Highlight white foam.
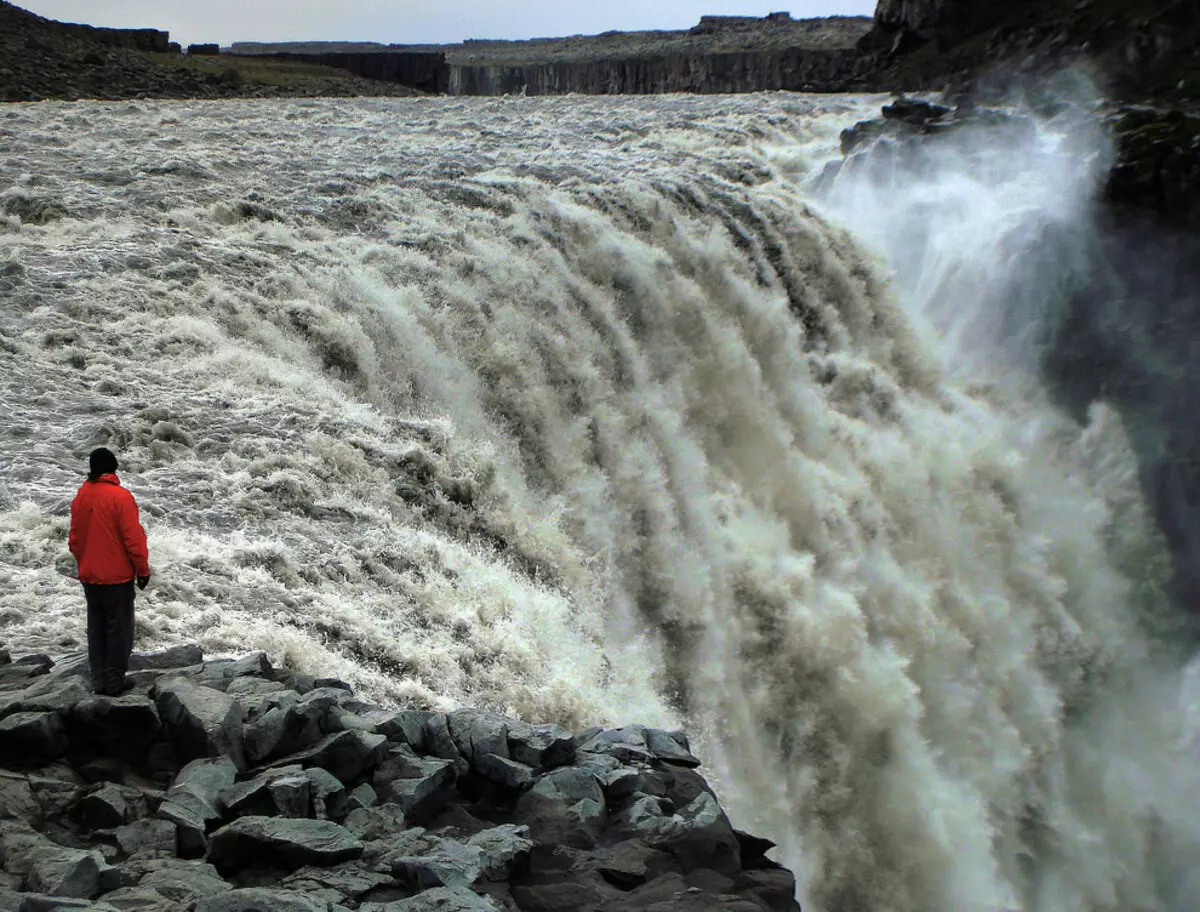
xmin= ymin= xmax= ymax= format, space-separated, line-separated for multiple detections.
xmin=0 ymin=93 xmax=1194 ymax=911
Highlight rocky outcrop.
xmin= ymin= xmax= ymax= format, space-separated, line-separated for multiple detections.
xmin=861 ymin=0 xmax=1200 ymax=106
xmin=0 ymin=645 xmax=799 ymax=912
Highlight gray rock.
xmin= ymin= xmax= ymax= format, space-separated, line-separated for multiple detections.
xmin=342 ymin=805 xmax=407 ymax=841
xmin=0 ymin=821 xmax=118 ymax=898
xmin=583 ymin=838 xmax=676 ymax=889
xmin=92 ymin=885 xmax=178 ymax=911
xmin=0 ymin=712 xmax=66 ymax=766
xmin=618 ymin=792 xmax=740 ymax=877
xmin=736 ymin=867 xmax=800 ymax=912
xmin=192 ymin=654 xmax=272 ymax=691
xmin=466 ymin=825 xmax=533 ymax=880
xmin=71 ymin=785 xmax=128 ymax=830
xmin=8 ymin=680 xmax=90 ymax=717
xmin=0 ymin=772 xmax=41 ymax=826
xmin=474 ymin=754 xmax=533 ymax=791
xmin=264 ymin=730 xmax=387 ymax=785
xmin=644 ymin=729 xmax=701 ymax=768
xmin=362 ymin=887 xmax=501 ymax=911
xmin=371 ymin=710 xmax=430 ymax=750
xmin=602 ymin=767 xmax=667 ymax=802
xmin=219 ymin=770 xmax=311 ymax=821
xmin=422 ymin=715 xmax=466 ymax=775
xmin=303 ymin=769 xmax=346 ymax=822
xmin=194 ymin=887 xmax=331 ymax=912
xmin=206 ymin=817 xmax=363 ymax=873
xmin=577 ymin=729 xmax=655 ymax=765
xmin=243 ymin=707 xmax=292 ymax=766
xmin=128 ymin=645 xmax=204 ymax=672
xmin=372 ymin=750 xmax=456 ymax=823
xmin=9 ymin=896 xmax=121 ymax=912
xmin=224 ymin=677 xmax=287 ymax=700
xmin=280 ymin=861 xmax=393 ymax=902
xmin=446 ymin=710 xmax=509 ymax=763
xmin=505 ymin=722 xmax=575 ymax=771
xmin=155 ymin=681 xmax=246 ymax=770
xmin=389 ymin=836 xmax=486 ymax=891
xmin=67 ymin=694 xmax=161 ymax=759
xmin=131 ymin=859 xmax=231 ymax=904
xmin=114 ymin=818 xmax=177 ymax=858
xmin=513 ymin=767 xmax=605 ymax=849
xmin=346 ymin=783 xmax=377 ymax=813
xmin=156 ymin=758 xmax=237 ymax=857
xmin=0 ymin=656 xmax=52 ymax=688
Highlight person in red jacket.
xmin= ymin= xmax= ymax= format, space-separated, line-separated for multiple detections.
xmin=68 ymin=448 xmax=151 ymax=696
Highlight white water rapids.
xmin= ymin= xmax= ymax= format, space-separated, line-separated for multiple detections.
xmin=0 ymin=93 xmax=1197 ymax=910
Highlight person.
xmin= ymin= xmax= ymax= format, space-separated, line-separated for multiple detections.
xmin=68 ymin=447 xmax=151 ymax=696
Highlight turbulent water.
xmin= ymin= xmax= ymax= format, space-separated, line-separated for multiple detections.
xmin=1 ymin=93 xmax=1198 ymax=910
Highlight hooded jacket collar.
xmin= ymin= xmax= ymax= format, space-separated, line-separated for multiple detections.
xmin=90 ymin=474 xmax=122 ymax=486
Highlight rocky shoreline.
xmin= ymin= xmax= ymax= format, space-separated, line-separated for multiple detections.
xmin=0 ymin=645 xmax=796 ymax=912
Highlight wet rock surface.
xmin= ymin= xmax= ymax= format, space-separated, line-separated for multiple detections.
xmin=0 ymin=646 xmax=799 ymax=911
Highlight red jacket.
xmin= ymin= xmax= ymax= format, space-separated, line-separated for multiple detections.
xmin=69 ymin=475 xmax=151 ymax=585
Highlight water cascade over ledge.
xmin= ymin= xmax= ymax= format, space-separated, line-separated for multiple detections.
xmin=0 ymin=93 xmax=1197 ymax=911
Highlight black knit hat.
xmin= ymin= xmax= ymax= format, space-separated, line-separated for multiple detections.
xmin=88 ymin=447 xmax=119 ymax=480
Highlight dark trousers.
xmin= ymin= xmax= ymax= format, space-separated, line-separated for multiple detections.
xmin=83 ymin=582 xmax=135 ymax=694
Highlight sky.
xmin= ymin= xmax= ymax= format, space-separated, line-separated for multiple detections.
xmin=18 ymin=1 xmax=877 ymax=47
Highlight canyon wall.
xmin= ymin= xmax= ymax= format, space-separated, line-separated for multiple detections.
xmin=260 ymin=51 xmax=449 ymax=94
xmin=448 ymin=47 xmax=868 ymax=96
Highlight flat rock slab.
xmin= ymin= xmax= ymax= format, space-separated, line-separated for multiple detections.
xmin=206 ymin=816 xmax=363 ymax=874
xmin=195 ymin=887 xmax=332 ymax=912
xmin=361 ymin=887 xmax=503 ymax=911
xmin=129 ymin=645 xmax=205 ymax=672
xmin=265 ymin=730 xmax=387 ymax=784
xmin=129 ymin=859 xmax=232 ymax=904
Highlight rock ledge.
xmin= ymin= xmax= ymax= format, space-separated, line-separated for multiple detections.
xmin=0 ymin=645 xmax=799 ymax=912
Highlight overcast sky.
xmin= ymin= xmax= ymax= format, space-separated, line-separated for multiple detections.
xmin=19 ymin=1 xmax=877 ymax=46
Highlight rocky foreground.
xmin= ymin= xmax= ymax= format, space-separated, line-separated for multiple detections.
xmin=0 ymin=646 xmax=796 ymax=912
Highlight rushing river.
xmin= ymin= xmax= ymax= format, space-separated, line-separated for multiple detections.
xmin=0 ymin=93 xmax=1197 ymax=911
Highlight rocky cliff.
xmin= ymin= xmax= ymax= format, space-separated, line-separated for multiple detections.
xmin=259 ymin=52 xmax=449 ymax=94
xmin=0 ymin=1 xmax=420 ymax=102
xmin=448 ymin=47 xmax=869 ymax=96
xmin=0 ymin=644 xmax=797 ymax=912
xmin=862 ymin=0 xmax=1200 ymax=105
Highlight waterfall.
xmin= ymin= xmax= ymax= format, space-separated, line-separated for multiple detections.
xmin=0 ymin=93 xmax=1196 ymax=911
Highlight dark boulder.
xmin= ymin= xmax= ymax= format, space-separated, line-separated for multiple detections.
xmin=156 ymin=758 xmax=237 ymax=857
xmin=372 ymin=749 xmax=456 ymax=823
xmin=154 ymin=681 xmax=246 ymax=770
xmin=206 ymin=816 xmax=363 ymax=874
xmin=513 ymin=768 xmax=605 ymax=849
xmin=466 ymin=824 xmax=533 ymax=881
xmin=506 ymin=722 xmax=575 ymax=771
xmin=0 ymin=712 xmax=66 ymax=767
xmin=114 ymin=818 xmax=177 ymax=858
xmin=0 ymin=820 xmax=119 ymax=898
xmin=263 ymin=730 xmax=387 ymax=785
xmin=66 ymin=693 xmax=161 ymax=761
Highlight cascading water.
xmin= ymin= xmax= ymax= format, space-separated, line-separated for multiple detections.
xmin=0 ymin=92 xmax=1196 ymax=911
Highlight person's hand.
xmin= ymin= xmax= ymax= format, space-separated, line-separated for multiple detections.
xmin=136 ymin=575 xmax=151 ymax=591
